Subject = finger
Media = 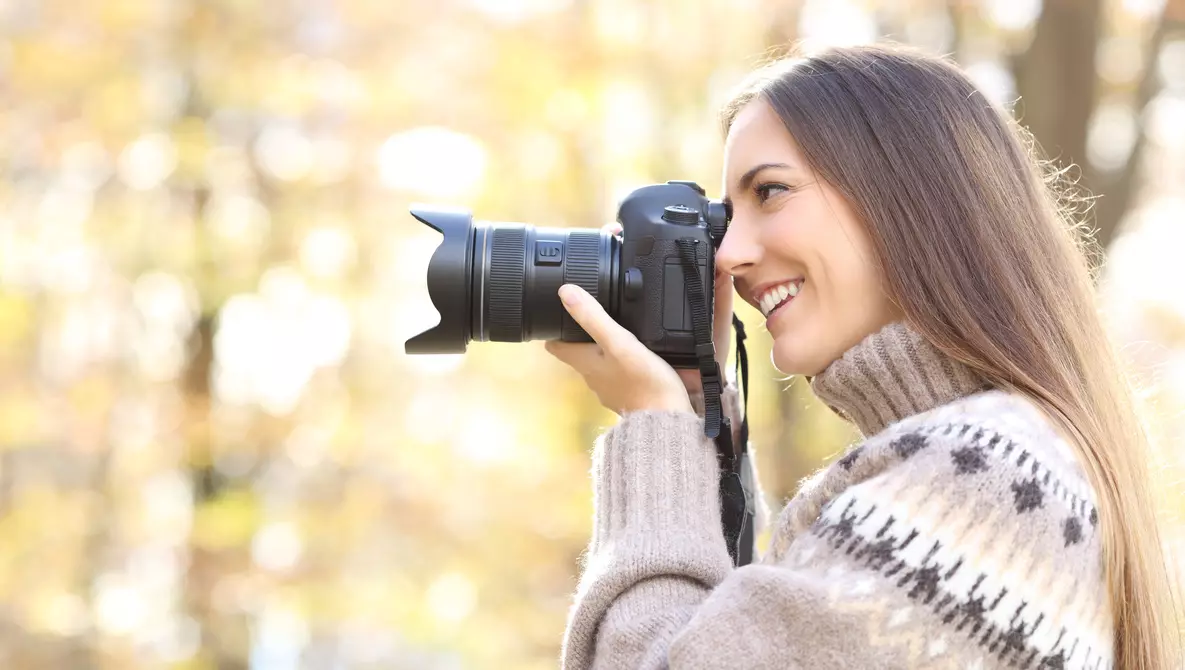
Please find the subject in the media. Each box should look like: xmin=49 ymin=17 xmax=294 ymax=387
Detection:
xmin=713 ymin=272 xmax=734 ymax=349
xmin=714 ymin=272 xmax=734 ymax=318
xmin=677 ymin=368 xmax=701 ymax=388
xmin=602 ymin=222 xmax=623 ymax=235
xmin=558 ymin=284 xmax=632 ymax=353
xmin=544 ymin=340 xmax=603 ymax=375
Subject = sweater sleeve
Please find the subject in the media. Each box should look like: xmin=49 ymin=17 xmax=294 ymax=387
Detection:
xmin=560 ymin=416 xmax=1111 ymax=669
xmin=560 ymin=407 xmax=731 ymax=670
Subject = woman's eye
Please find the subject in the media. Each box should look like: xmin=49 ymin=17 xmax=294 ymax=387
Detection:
xmin=754 ymin=183 xmax=790 ymax=203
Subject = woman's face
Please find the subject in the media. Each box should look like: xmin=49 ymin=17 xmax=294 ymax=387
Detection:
xmin=716 ymin=100 xmax=901 ymax=376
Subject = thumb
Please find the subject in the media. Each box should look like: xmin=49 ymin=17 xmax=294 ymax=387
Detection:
xmin=558 ymin=284 xmax=630 ymax=354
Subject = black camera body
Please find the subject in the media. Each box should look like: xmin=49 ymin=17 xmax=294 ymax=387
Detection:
xmin=614 ymin=181 xmax=728 ymax=367
xmin=404 ymin=180 xmax=730 ymax=369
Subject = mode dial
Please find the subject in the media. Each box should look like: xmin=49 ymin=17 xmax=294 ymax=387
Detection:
xmin=662 ymin=204 xmax=700 ymax=225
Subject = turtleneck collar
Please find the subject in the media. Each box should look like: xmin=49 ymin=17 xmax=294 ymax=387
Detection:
xmin=809 ymin=322 xmax=991 ymax=436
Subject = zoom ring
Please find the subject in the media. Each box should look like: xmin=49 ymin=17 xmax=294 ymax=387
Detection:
xmin=489 ymin=228 xmax=526 ymax=341
xmin=561 ymin=231 xmax=601 ymax=342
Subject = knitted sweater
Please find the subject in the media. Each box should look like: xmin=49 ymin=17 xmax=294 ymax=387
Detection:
xmin=561 ymin=322 xmax=1112 ymax=669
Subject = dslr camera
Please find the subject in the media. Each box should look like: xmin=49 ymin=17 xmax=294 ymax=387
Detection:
xmin=404 ymin=180 xmax=755 ymax=567
xmin=403 ymin=180 xmax=730 ymax=367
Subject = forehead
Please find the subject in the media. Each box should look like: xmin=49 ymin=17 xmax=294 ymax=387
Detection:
xmin=722 ymin=101 xmax=805 ymax=184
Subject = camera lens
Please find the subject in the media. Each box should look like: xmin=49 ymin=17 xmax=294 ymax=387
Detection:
xmin=404 ymin=207 xmax=620 ymax=354
xmin=475 ymin=224 xmax=620 ymax=343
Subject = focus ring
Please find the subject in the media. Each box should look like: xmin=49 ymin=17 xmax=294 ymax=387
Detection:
xmin=488 ymin=228 xmax=526 ymax=341
xmin=561 ymin=231 xmax=601 ymax=342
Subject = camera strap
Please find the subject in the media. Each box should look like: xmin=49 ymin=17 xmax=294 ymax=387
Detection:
xmin=676 ymin=239 xmax=754 ymax=567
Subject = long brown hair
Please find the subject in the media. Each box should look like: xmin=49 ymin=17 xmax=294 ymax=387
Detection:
xmin=722 ymin=44 xmax=1180 ymax=668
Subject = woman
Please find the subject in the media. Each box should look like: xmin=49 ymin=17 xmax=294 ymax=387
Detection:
xmin=545 ymin=45 xmax=1179 ymax=669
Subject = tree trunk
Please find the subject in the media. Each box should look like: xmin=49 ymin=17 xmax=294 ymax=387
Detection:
xmin=1011 ymin=0 xmax=1180 ymax=255
xmin=176 ymin=4 xmax=247 ymax=666
xmin=1011 ymin=0 xmax=1102 ymax=192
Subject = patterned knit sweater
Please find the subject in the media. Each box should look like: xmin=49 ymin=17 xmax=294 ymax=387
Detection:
xmin=561 ymin=322 xmax=1112 ymax=669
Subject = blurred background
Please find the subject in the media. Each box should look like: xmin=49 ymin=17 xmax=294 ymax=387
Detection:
xmin=0 ymin=0 xmax=1183 ymax=668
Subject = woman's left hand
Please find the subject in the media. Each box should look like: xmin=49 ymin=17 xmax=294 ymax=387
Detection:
xmin=545 ymin=283 xmax=694 ymax=415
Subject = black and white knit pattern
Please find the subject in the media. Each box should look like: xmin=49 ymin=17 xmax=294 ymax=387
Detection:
xmin=769 ymin=391 xmax=1113 ymax=670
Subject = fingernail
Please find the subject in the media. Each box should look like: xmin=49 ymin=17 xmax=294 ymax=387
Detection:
xmin=559 ymin=285 xmax=579 ymax=306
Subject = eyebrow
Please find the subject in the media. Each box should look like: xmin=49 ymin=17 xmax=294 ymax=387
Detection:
xmin=723 ymin=162 xmax=795 ymax=203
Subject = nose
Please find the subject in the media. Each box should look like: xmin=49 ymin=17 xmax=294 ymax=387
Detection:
xmin=715 ymin=217 xmax=761 ymax=279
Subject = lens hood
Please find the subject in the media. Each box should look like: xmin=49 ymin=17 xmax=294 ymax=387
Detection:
xmin=403 ymin=206 xmax=474 ymax=354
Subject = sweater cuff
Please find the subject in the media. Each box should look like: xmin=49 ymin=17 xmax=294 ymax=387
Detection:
xmin=590 ymin=410 xmax=724 ymax=554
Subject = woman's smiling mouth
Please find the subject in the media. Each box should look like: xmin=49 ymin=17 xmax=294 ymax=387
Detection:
xmin=754 ymin=279 xmax=804 ymax=317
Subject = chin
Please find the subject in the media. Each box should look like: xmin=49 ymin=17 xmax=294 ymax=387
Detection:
xmin=770 ymin=337 xmax=830 ymax=378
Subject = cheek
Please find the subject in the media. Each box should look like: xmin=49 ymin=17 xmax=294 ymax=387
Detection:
xmin=814 ymin=240 xmax=898 ymax=350
xmin=824 ymin=245 xmax=874 ymax=295
xmin=758 ymin=205 xmax=815 ymax=263
xmin=805 ymin=214 xmax=877 ymax=297
xmin=762 ymin=195 xmax=841 ymax=263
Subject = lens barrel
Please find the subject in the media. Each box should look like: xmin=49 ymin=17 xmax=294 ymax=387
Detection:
xmin=404 ymin=208 xmax=619 ymax=354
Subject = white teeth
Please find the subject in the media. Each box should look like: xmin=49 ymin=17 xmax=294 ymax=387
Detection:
xmin=757 ymin=281 xmax=802 ymax=317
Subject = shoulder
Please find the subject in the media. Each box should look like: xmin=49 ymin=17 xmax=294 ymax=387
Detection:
xmin=895 ymin=390 xmax=1087 ymax=470
xmin=822 ymin=390 xmax=1103 ymax=563
xmin=883 ymin=390 xmax=1099 ymax=518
